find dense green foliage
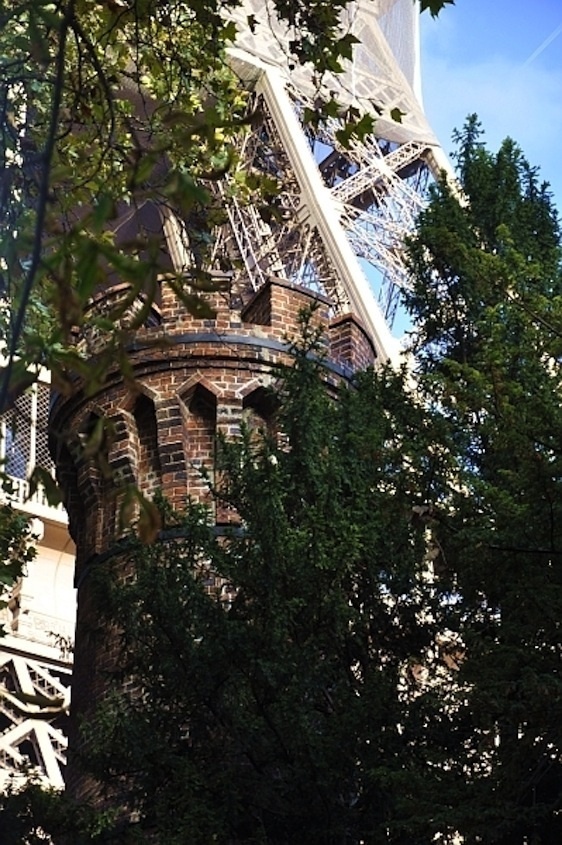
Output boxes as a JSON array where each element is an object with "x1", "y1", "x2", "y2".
[
  {"x1": 33, "y1": 333, "x2": 453, "y2": 844},
  {"x1": 78, "y1": 355, "x2": 451, "y2": 843},
  {"x1": 1, "y1": 0, "x2": 258, "y2": 407},
  {"x1": 0, "y1": 0, "x2": 447, "y2": 556},
  {"x1": 0, "y1": 337, "x2": 458, "y2": 843},
  {"x1": 1, "y1": 0, "x2": 560, "y2": 831},
  {"x1": 404, "y1": 116, "x2": 562, "y2": 843},
  {"x1": 0, "y1": 499, "x2": 36, "y2": 598}
]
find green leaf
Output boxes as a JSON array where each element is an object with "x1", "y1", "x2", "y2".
[
  {"x1": 75, "y1": 237, "x2": 103, "y2": 303},
  {"x1": 118, "y1": 486, "x2": 162, "y2": 543},
  {"x1": 27, "y1": 467, "x2": 63, "y2": 507},
  {"x1": 163, "y1": 171, "x2": 210, "y2": 217},
  {"x1": 0, "y1": 361, "x2": 37, "y2": 416},
  {"x1": 28, "y1": 13, "x2": 51, "y2": 66},
  {"x1": 80, "y1": 417, "x2": 109, "y2": 460},
  {"x1": 420, "y1": 0, "x2": 456, "y2": 17},
  {"x1": 91, "y1": 194, "x2": 117, "y2": 233},
  {"x1": 137, "y1": 494, "x2": 162, "y2": 544}
]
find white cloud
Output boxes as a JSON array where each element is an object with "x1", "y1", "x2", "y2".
[{"x1": 421, "y1": 30, "x2": 562, "y2": 205}]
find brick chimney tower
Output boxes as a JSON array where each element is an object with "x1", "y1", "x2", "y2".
[{"x1": 49, "y1": 273, "x2": 375, "y2": 800}]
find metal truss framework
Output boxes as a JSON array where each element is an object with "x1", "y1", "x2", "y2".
[
  {"x1": 0, "y1": 650, "x2": 70, "y2": 790},
  {"x1": 179, "y1": 0, "x2": 453, "y2": 361},
  {"x1": 0, "y1": 370, "x2": 73, "y2": 791}
]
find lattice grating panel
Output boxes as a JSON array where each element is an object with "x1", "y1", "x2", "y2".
[
  {"x1": 35, "y1": 382, "x2": 53, "y2": 472},
  {"x1": 4, "y1": 391, "x2": 32, "y2": 480}
]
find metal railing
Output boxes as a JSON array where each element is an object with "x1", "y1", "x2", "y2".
[{"x1": 1, "y1": 474, "x2": 66, "y2": 518}]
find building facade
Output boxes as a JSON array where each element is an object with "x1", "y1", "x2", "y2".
[{"x1": 0, "y1": 374, "x2": 75, "y2": 791}]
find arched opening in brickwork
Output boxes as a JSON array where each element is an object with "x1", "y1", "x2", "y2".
[
  {"x1": 183, "y1": 384, "x2": 217, "y2": 501},
  {"x1": 56, "y1": 441, "x2": 81, "y2": 542},
  {"x1": 79, "y1": 412, "x2": 112, "y2": 552},
  {"x1": 242, "y1": 386, "x2": 278, "y2": 442},
  {"x1": 133, "y1": 394, "x2": 162, "y2": 493}
]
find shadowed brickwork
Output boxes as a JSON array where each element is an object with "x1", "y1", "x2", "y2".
[{"x1": 49, "y1": 276, "x2": 375, "y2": 801}]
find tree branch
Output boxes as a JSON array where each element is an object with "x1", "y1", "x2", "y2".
[{"x1": 0, "y1": 1, "x2": 75, "y2": 414}]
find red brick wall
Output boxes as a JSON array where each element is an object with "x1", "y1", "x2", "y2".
[{"x1": 329, "y1": 313, "x2": 376, "y2": 373}]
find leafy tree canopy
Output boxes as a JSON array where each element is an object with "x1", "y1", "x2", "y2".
[
  {"x1": 0, "y1": 0, "x2": 452, "y2": 551},
  {"x1": 4, "y1": 114, "x2": 562, "y2": 839},
  {"x1": 0, "y1": 0, "x2": 457, "y2": 634}
]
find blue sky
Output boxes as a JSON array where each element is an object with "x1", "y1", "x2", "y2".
[{"x1": 421, "y1": 0, "x2": 562, "y2": 212}]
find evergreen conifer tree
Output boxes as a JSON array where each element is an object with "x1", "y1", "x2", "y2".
[{"x1": 405, "y1": 117, "x2": 562, "y2": 844}]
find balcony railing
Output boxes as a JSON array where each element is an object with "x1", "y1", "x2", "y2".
[
  {"x1": 1, "y1": 474, "x2": 66, "y2": 521},
  {"x1": 0, "y1": 604, "x2": 74, "y2": 661},
  {"x1": 0, "y1": 375, "x2": 67, "y2": 522}
]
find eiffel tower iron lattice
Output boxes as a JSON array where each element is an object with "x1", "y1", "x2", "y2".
[
  {"x1": 164, "y1": 0, "x2": 453, "y2": 360},
  {"x1": 0, "y1": 652, "x2": 71, "y2": 790}
]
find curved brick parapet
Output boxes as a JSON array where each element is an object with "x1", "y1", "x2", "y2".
[{"x1": 51, "y1": 277, "x2": 375, "y2": 566}]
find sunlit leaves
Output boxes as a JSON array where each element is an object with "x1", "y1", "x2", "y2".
[
  {"x1": 0, "y1": 503, "x2": 35, "y2": 591},
  {"x1": 335, "y1": 110, "x2": 375, "y2": 146},
  {"x1": 27, "y1": 466, "x2": 63, "y2": 507}
]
